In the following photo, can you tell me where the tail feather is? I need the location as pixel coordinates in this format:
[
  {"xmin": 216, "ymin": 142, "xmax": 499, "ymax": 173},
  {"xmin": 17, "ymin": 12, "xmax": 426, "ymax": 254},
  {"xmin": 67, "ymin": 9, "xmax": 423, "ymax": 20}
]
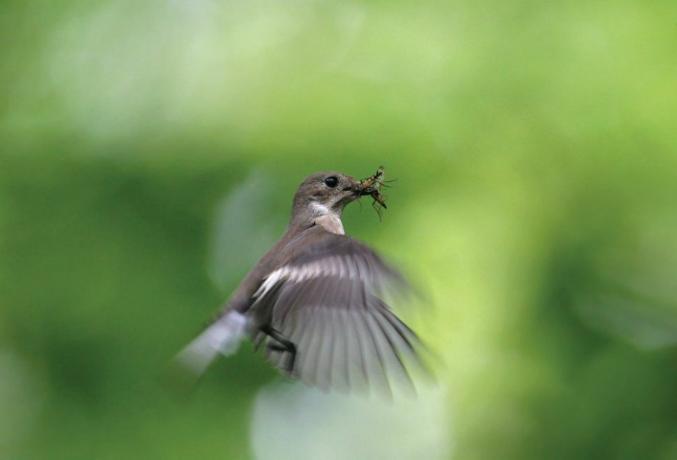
[{"xmin": 175, "ymin": 310, "xmax": 248, "ymax": 377}]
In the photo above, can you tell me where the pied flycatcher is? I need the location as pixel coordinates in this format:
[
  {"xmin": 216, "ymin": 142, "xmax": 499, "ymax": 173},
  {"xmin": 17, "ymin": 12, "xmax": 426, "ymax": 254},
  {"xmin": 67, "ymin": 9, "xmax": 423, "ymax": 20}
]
[{"xmin": 176, "ymin": 170, "xmax": 426, "ymax": 392}]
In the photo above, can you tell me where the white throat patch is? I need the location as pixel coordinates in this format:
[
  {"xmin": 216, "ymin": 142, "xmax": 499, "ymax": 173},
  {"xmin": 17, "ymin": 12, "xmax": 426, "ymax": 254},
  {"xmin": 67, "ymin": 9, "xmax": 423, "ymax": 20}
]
[
  {"xmin": 310, "ymin": 202, "xmax": 345, "ymax": 235},
  {"xmin": 310, "ymin": 202, "xmax": 331, "ymax": 216}
]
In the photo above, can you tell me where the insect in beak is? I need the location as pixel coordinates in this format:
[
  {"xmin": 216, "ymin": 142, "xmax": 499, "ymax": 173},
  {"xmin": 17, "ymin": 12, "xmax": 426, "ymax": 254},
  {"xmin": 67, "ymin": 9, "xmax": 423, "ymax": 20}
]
[{"xmin": 357, "ymin": 166, "xmax": 390, "ymax": 219}]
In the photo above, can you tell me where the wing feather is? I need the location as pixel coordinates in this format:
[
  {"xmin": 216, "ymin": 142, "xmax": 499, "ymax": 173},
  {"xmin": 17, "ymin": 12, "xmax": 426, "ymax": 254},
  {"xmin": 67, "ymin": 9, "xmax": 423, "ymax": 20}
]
[{"xmin": 254, "ymin": 230, "xmax": 427, "ymax": 392}]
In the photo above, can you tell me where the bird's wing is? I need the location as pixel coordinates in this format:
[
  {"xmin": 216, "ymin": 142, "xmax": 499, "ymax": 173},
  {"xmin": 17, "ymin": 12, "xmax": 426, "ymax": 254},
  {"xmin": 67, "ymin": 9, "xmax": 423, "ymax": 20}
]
[{"xmin": 251, "ymin": 227, "xmax": 428, "ymax": 394}]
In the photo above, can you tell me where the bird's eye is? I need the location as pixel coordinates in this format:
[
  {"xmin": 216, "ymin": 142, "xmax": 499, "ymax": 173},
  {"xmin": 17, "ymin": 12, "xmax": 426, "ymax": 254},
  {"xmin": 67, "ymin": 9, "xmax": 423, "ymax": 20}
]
[{"xmin": 324, "ymin": 176, "xmax": 339, "ymax": 188}]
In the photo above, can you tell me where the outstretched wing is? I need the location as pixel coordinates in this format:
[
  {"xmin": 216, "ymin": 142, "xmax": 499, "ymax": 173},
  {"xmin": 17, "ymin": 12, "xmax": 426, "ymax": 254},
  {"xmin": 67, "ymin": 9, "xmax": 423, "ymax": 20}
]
[{"xmin": 251, "ymin": 227, "xmax": 428, "ymax": 394}]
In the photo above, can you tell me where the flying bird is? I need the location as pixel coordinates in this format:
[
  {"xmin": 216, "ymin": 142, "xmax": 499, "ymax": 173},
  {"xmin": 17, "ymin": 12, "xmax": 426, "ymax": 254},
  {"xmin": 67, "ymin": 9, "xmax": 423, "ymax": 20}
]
[{"xmin": 176, "ymin": 169, "xmax": 427, "ymax": 393}]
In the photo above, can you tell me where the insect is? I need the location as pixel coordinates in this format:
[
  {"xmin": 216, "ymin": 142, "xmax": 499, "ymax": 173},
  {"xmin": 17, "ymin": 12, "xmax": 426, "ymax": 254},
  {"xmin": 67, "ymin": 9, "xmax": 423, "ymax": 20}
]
[{"xmin": 358, "ymin": 166, "xmax": 392, "ymax": 219}]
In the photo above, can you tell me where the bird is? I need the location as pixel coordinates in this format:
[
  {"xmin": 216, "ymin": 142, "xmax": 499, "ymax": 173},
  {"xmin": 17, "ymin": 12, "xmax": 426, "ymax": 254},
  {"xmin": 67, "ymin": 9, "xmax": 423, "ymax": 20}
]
[{"xmin": 175, "ymin": 169, "xmax": 427, "ymax": 393}]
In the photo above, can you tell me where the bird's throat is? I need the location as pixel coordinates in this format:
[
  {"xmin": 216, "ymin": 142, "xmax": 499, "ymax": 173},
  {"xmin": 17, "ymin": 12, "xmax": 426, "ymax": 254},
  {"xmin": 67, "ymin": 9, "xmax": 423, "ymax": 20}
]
[{"xmin": 314, "ymin": 214, "xmax": 345, "ymax": 235}]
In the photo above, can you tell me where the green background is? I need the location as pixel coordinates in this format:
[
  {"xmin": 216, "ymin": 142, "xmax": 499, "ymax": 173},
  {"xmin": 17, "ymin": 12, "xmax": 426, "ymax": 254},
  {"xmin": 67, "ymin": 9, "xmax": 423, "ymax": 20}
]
[{"xmin": 1, "ymin": 0, "xmax": 676, "ymax": 458}]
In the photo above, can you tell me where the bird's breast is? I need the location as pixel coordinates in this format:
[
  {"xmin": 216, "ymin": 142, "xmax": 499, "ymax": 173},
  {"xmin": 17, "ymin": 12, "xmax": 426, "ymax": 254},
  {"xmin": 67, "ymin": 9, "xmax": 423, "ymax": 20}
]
[{"xmin": 314, "ymin": 214, "xmax": 345, "ymax": 235}]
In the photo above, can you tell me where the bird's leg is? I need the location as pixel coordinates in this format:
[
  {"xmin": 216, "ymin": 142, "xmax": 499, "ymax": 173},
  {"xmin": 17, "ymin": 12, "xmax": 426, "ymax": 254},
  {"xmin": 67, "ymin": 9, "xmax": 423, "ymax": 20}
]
[{"xmin": 260, "ymin": 325, "xmax": 297, "ymax": 375}]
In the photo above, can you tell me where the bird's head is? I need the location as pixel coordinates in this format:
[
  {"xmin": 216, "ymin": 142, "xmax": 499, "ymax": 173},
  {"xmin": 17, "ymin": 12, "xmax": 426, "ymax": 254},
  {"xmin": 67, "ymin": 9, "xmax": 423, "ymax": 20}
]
[
  {"xmin": 291, "ymin": 171, "xmax": 362, "ymax": 224},
  {"xmin": 290, "ymin": 169, "xmax": 389, "ymax": 229}
]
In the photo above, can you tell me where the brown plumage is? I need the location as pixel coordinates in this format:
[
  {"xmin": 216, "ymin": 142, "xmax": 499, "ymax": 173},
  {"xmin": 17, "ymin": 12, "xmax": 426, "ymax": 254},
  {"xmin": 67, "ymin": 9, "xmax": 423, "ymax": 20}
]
[{"xmin": 176, "ymin": 170, "xmax": 427, "ymax": 393}]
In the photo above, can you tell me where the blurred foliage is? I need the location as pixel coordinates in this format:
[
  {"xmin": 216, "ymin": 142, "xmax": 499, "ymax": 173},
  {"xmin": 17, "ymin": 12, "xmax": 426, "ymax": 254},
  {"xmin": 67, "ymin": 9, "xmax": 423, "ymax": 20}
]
[{"xmin": 1, "ymin": 0, "xmax": 677, "ymax": 459}]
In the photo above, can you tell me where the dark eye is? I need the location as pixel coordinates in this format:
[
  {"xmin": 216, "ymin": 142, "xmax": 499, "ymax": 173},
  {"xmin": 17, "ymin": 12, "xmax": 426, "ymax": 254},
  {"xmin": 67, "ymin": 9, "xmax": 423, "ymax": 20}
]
[{"xmin": 324, "ymin": 176, "xmax": 339, "ymax": 188}]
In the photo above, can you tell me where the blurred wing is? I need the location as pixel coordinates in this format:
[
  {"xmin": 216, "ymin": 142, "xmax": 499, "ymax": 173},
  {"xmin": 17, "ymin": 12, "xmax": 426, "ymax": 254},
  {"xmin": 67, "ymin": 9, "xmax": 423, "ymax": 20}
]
[{"xmin": 252, "ymin": 231, "xmax": 427, "ymax": 394}]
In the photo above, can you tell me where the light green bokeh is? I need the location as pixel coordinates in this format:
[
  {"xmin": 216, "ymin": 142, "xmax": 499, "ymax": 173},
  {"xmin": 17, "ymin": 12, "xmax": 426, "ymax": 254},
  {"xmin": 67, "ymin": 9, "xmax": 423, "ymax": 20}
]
[{"xmin": 1, "ymin": 0, "xmax": 676, "ymax": 459}]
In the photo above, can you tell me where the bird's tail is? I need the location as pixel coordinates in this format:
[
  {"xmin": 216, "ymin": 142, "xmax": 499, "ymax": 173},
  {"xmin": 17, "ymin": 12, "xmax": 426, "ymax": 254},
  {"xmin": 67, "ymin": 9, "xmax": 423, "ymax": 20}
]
[{"xmin": 174, "ymin": 310, "xmax": 248, "ymax": 378}]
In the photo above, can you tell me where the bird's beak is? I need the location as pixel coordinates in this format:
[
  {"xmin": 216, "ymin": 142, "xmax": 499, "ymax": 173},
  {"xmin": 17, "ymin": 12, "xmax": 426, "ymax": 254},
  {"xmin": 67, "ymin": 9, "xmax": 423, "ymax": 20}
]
[
  {"xmin": 356, "ymin": 185, "xmax": 375, "ymax": 196},
  {"xmin": 343, "ymin": 181, "xmax": 374, "ymax": 202},
  {"xmin": 342, "ymin": 178, "xmax": 364, "ymax": 196},
  {"xmin": 350, "ymin": 175, "xmax": 379, "ymax": 196},
  {"xmin": 340, "ymin": 168, "xmax": 388, "ymax": 210}
]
